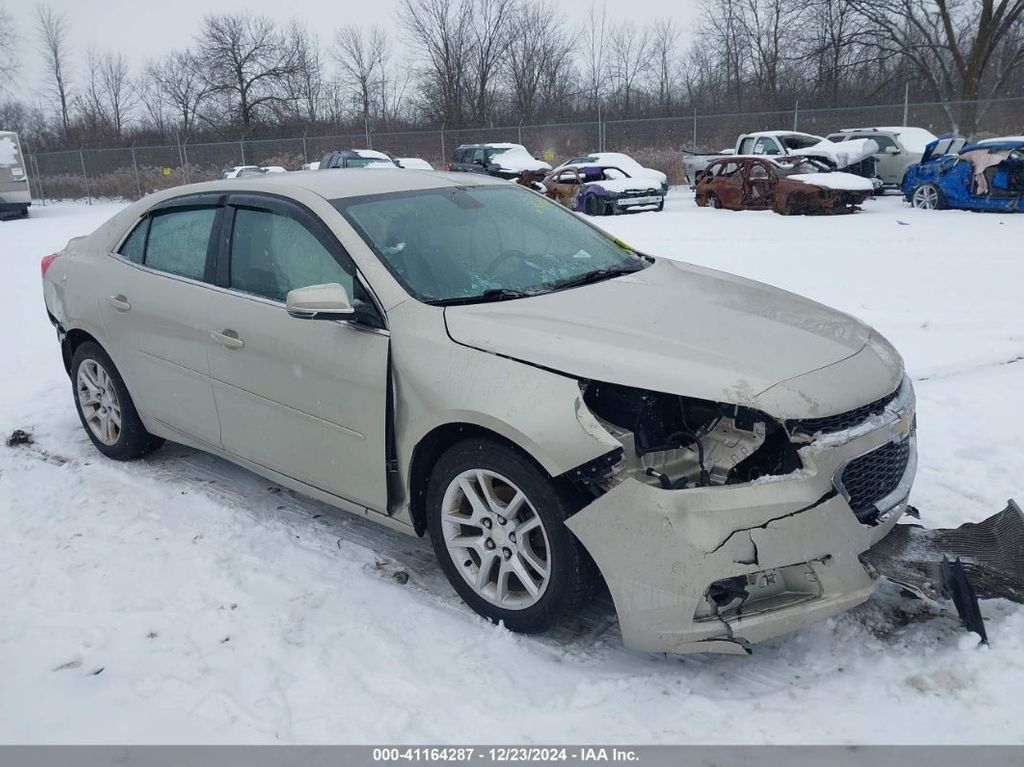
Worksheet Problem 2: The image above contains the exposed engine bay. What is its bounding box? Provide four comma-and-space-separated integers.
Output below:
580, 380, 800, 491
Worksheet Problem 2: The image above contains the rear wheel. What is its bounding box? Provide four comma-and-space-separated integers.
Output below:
426, 439, 594, 633
912, 183, 944, 210
71, 342, 164, 460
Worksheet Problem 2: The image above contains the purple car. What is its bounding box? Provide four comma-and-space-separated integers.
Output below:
541, 161, 667, 215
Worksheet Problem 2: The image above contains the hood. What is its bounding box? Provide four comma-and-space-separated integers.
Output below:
444, 259, 902, 419
786, 172, 875, 192
584, 178, 662, 194
793, 138, 879, 168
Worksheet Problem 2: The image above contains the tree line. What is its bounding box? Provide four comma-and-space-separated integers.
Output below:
0, 0, 1022, 151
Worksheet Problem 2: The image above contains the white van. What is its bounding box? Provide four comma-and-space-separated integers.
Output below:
0, 131, 32, 219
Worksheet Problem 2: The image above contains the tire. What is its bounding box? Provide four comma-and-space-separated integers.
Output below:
583, 194, 602, 216
911, 183, 944, 210
426, 438, 594, 633
71, 342, 164, 460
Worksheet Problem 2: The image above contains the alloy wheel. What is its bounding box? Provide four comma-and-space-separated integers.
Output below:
912, 184, 939, 210
440, 468, 551, 609
76, 359, 122, 446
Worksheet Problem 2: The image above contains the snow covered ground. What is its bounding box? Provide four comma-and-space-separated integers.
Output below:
1, 192, 1023, 744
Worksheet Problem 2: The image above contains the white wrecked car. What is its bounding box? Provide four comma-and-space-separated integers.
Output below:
41, 170, 916, 654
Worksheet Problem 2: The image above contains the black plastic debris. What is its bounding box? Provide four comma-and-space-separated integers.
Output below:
5, 429, 33, 447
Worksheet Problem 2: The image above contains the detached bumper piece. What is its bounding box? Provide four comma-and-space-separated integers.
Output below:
863, 499, 1024, 643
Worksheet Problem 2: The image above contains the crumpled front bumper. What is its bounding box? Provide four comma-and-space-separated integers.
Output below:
566, 380, 916, 655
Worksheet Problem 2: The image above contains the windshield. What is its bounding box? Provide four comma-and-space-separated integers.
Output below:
779, 135, 821, 150
333, 185, 649, 304
776, 159, 829, 175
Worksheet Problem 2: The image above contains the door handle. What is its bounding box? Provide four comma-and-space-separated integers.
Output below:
108, 294, 131, 312
211, 329, 244, 350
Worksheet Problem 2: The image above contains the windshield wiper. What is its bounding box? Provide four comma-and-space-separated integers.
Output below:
546, 264, 646, 293
428, 288, 536, 306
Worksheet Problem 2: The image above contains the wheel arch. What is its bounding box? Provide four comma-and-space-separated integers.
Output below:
407, 422, 553, 536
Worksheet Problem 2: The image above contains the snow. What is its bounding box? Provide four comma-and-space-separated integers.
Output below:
2, 194, 1024, 744
787, 172, 876, 191
396, 157, 434, 170
0, 133, 20, 167
487, 144, 552, 173
794, 138, 880, 168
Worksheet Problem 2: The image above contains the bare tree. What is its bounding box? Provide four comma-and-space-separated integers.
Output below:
334, 25, 387, 133
84, 51, 136, 137
649, 18, 682, 113
851, 0, 1024, 133
35, 4, 73, 138
197, 12, 299, 129
398, 0, 473, 126
284, 21, 325, 124
0, 2, 19, 90
504, 1, 577, 121
608, 21, 651, 114
145, 50, 211, 138
465, 0, 519, 124
581, 1, 611, 114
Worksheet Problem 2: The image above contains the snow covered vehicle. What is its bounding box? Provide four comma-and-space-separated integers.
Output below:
826, 127, 938, 190
695, 156, 874, 214
685, 131, 882, 192
448, 143, 551, 180
902, 137, 1024, 212
541, 154, 667, 214
0, 130, 32, 219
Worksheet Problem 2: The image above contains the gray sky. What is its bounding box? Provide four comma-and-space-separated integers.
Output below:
5, 0, 701, 102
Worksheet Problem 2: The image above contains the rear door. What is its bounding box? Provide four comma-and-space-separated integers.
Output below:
206, 193, 391, 510
97, 194, 223, 446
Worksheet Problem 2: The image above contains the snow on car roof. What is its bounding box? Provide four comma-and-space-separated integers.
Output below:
742, 130, 822, 139
837, 126, 938, 153
353, 149, 393, 160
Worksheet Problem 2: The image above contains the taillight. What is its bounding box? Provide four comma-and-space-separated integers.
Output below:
41, 253, 59, 278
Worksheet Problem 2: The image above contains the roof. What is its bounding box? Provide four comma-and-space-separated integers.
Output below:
455, 142, 524, 150
164, 168, 503, 201
961, 139, 1024, 153
740, 130, 822, 139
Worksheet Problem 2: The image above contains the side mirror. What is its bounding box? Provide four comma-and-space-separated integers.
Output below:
286, 283, 355, 320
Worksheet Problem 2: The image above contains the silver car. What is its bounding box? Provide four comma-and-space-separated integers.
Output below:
41, 170, 916, 655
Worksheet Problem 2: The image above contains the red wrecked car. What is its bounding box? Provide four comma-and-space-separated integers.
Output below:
695, 156, 874, 214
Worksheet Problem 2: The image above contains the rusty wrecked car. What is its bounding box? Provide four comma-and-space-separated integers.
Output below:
696, 156, 875, 214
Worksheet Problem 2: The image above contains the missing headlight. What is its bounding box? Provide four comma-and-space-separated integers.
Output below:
579, 380, 801, 490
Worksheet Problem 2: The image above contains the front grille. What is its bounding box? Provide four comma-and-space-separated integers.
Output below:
788, 388, 899, 436
839, 439, 911, 522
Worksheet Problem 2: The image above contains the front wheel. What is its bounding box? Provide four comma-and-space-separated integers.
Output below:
71, 342, 164, 460
426, 439, 594, 633
583, 194, 603, 216
911, 183, 944, 210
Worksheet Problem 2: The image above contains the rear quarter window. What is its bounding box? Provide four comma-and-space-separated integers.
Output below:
118, 219, 149, 264
144, 207, 217, 281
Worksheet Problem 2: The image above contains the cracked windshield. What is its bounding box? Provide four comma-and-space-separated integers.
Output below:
335, 185, 649, 304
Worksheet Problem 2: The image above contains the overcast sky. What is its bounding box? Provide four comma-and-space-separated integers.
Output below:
4, 0, 701, 102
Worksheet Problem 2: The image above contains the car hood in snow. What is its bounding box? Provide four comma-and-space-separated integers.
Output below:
787, 172, 875, 192
584, 178, 663, 194
444, 258, 902, 419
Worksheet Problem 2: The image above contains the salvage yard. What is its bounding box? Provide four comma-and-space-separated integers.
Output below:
2, 189, 1023, 744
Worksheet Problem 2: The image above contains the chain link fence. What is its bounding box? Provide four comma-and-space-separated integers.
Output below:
22, 96, 1024, 202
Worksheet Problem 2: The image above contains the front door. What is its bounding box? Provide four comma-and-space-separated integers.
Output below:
743, 161, 774, 209
206, 194, 390, 511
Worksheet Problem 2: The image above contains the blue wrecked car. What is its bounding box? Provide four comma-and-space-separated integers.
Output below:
902, 136, 1024, 211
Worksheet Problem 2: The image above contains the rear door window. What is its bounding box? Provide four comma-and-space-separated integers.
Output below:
145, 207, 217, 281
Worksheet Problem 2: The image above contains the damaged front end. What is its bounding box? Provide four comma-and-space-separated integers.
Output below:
565, 376, 918, 655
